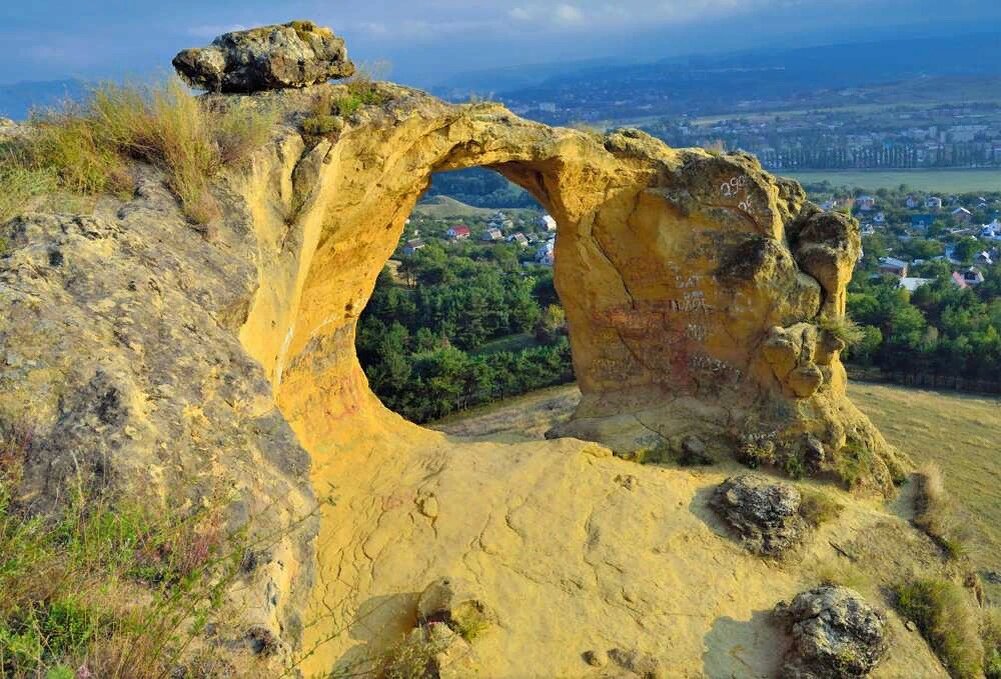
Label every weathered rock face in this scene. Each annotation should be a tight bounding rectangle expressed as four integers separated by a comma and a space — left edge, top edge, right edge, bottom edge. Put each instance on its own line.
0, 176, 318, 673
711, 474, 806, 556
0, 22, 921, 674
173, 21, 355, 92
774, 586, 888, 678
224, 76, 903, 492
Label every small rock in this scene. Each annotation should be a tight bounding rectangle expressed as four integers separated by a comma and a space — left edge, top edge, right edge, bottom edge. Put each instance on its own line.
774, 585, 888, 678
418, 576, 495, 640
803, 434, 826, 470
905, 620, 917, 632
710, 474, 805, 556
385, 622, 476, 679
583, 649, 608, 667
607, 648, 664, 679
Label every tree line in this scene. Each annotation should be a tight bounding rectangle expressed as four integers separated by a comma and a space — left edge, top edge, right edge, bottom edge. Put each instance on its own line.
846, 269, 1001, 390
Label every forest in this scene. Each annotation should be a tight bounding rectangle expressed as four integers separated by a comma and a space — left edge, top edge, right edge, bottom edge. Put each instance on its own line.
846, 267, 1001, 390
356, 242, 573, 422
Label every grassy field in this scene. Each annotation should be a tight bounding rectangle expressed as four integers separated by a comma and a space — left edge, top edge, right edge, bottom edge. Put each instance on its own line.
412, 195, 498, 219
435, 381, 1001, 580
850, 384, 1001, 567
783, 168, 1001, 193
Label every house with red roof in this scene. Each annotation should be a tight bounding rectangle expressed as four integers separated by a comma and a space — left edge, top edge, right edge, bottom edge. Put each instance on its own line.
446, 225, 471, 240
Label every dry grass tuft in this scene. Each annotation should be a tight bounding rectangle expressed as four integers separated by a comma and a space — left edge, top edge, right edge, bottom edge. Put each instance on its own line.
0, 416, 320, 678
799, 489, 844, 528
893, 577, 984, 679
814, 559, 871, 592
983, 607, 1001, 679
1, 79, 275, 225
914, 462, 965, 559
818, 314, 866, 347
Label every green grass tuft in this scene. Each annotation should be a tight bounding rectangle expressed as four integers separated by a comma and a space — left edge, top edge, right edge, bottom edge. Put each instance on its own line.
799, 489, 844, 528
893, 578, 984, 679
818, 314, 865, 347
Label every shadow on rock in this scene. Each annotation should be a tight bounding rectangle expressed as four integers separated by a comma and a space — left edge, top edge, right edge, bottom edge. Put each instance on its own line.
702, 609, 789, 679
329, 591, 420, 675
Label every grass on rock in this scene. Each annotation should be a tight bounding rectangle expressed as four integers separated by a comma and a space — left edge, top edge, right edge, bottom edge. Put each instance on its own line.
0, 78, 275, 225
0, 419, 313, 678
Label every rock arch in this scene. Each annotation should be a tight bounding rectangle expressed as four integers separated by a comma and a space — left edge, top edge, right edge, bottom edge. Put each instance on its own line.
232, 83, 902, 490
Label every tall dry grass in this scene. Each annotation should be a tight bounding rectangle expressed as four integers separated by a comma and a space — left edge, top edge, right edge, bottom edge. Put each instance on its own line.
894, 577, 985, 679
1, 78, 276, 225
914, 462, 965, 558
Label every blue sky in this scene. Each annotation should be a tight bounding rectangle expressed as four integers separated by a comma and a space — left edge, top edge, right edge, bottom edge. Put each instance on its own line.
3, 1, 1001, 87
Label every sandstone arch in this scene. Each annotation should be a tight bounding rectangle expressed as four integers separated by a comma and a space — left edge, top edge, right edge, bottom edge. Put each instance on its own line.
233, 83, 903, 490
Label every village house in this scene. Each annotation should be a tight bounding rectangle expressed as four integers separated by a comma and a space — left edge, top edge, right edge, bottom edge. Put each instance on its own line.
926, 196, 943, 210
856, 195, 877, 211
952, 207, 973, 223
820, 198, 840, 212
536, 239, 555, 266
905, 194, 921, 209
538, 214, 558, 232
402, 238, 425, 256
446, 224, 471, 240
981, 219, 1001, 240
911, 214, 935, 231
877, 256, 909, 277
960, 267, 986, 286
481, 228, 503, 242
975, 251, 994, 267
489, 211, 514, 231
899, 277, 934, 293
507, 232, 529, 247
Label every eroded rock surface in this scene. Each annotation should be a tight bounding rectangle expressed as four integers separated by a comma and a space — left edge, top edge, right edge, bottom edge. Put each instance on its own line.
0, 21, 926, 676
0, 180, 317, 673
774, 586, 888, 678
217, 74, 905, 493
173, 21, 355, 92
711, 474, 806, 556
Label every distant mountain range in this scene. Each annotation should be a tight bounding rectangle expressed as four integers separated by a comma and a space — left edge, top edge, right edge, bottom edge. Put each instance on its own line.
443, 32, 1001, 121
5, 31, 1001, 122
0, 79, 86, 120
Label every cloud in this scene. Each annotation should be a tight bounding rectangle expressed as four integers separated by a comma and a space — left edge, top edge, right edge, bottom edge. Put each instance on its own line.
554, 3, 584, 24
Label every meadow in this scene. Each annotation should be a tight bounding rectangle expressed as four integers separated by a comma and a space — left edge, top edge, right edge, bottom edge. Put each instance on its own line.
783, 168, 1001, 193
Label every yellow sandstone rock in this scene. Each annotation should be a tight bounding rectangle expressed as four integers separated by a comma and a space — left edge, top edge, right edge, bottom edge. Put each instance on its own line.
230, 81, 905, 494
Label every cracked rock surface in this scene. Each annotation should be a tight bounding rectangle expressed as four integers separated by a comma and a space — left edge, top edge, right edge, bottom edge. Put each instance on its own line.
173, 21, 355, 92
774, 585, 888, 678
710, 474, 806, 556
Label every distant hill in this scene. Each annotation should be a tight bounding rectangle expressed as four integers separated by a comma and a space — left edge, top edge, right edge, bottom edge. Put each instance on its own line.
0, 79, 88, 120
498, 32, 1001, 122
411, 195, 498, 219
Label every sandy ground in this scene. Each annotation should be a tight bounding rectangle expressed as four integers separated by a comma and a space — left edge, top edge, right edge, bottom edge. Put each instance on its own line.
294, 386, 956, 678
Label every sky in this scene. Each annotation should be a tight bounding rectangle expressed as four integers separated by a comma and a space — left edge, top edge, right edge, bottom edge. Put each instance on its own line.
3, 1, 1001, 89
